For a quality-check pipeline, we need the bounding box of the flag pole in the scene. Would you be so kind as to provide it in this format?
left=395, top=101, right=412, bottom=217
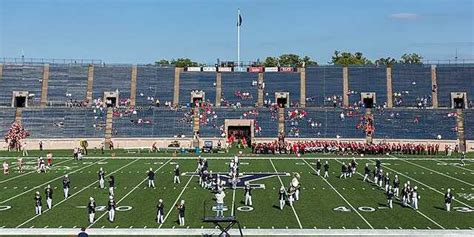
left=237, top=9, right=241, bottom=70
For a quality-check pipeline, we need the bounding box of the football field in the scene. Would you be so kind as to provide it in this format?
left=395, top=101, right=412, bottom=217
left=0, top=155, right=473, bottom=236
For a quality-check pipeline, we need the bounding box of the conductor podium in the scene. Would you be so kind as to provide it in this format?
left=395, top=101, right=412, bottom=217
left=202, top=201, right=243, bottom=236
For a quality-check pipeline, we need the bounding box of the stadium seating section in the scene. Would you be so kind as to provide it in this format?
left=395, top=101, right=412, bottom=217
left=305, top=66, right=344, bottom=107
left=0, top=64, right=473, bottom=140
left=112, top=108, right=193, bottom=138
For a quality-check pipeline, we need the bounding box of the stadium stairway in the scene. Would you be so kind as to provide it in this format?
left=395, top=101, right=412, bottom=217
left=104, top=107, right=113, bottom=149
left=257, top=73, right=264, bottom=107
left=431, top=65, right=439, bottom=108
left=193, top=108, right=199, bottom=133
left=39, top=64, right=50, bottom=107
left=456, top=108, right=466, bottom=152
left=14, top=107, right=22, bottom=124
left=86, top=65, right=94, bottom=106
left=278, top=107, right=285, bottom=134
left=365, top=108, right=373, bottom=144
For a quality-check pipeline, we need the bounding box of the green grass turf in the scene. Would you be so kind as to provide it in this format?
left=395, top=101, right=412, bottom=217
left=0, top=155, right=473, bottom=232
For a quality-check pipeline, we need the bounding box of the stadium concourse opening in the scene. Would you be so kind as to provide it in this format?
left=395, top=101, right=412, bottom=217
left=12, top=91, right=28, bottom=108
left=225, top=119, right=254, bottom=143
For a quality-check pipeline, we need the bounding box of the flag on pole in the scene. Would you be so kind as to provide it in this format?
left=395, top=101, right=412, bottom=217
left=237, top=12, right=242, bottom=26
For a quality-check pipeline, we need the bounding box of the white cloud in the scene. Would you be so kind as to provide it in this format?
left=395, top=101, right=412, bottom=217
left=389, top=13, right=419, bottom=20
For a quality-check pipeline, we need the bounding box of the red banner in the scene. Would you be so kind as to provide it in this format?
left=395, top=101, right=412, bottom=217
left=248, top=67, right=264, bottom=73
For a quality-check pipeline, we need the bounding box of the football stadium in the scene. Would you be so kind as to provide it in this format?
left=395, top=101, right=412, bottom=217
left=1, top=1, right=473, bottom=236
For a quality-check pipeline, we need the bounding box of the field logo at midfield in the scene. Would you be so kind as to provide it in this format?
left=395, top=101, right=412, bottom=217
left=182, top=172, right=290, bottom=189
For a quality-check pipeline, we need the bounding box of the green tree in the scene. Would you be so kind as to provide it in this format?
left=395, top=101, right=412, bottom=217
left=375, top=57, right=397, bottom=66
left=302, top=56, right=318, bottom=66
left=330, top=51, right=372, bottom=66
left=170, top=58, right=199, bottom=67
left=399, top=53, right=423, bottom=64
left=155, top=59, right=170, bottom=65
left=263, top=57, right=279, bottom=67
left=278, top=54, right=302, bottom=67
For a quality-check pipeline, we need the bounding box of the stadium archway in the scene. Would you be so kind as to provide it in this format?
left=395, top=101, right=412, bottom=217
left=361, top=92, right=376, bottom=108
left=275, top=92, right=289, bottom=108
left=11, top=91, right=28, bottom=108
left=451, top=92, right=467, bottom=109
left=225, top=119, right=254, bottom=143
left=191, top=90, right=205, bottom=106
left=104, top=91, right=119, bottom=108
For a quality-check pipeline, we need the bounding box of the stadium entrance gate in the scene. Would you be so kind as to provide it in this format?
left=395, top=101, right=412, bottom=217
left=11, top=91, right=28, bottom=107
left=225, top=119, right=254, bottom=143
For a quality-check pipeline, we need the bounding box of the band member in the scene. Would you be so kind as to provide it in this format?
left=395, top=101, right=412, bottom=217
left=148, top=168, right=155, bottom=188
left=63, top=175, right=70, bottom=199
left=88, top=197, right=96, bottom=224
left=363, top=164, right=370, bottom=182
left=174, top=165, right=181, bottom=184
left=108, top=196, right=116, bottom=222
left=156, top=199, right=164, bottom=224
left=98, top=168, right=105, bottom=189
left=45, top=184, right=53, bottom=209
left=177, top=200, right=185, bottom=226
left=323, top=161, right=329, bottom=178
left=316, top=159, right=322, bottom=176
left=244, top=184, right=252, bottom=206
left=445, top=188, right=454, bottom=212
left=108, top=176, right=115, bottom=196
left=34, top=191, right=42, bottom=215
left=279, top=186, right=286, bottom=210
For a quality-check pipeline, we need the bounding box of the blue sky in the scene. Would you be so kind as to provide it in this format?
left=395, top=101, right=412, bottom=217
left=0, top=0, right=473, bottom=64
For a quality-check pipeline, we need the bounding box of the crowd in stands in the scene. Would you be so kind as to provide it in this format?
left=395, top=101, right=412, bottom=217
left=4, top=122, right=29, bottom=151
left=252, top=140, right=445, bottom=156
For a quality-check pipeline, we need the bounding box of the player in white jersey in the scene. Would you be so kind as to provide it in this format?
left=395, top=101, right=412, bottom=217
left=3, top=161, right=9, bottom=175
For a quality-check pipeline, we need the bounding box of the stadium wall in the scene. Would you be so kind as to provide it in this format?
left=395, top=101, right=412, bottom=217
left=3, top=137, right=473, bottom=152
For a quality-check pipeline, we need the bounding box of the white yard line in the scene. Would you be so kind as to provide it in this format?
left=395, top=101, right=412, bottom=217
left=0, top=228, right=473, bottom=235
left=333, top=159, right=445, bottom=229
left=231, top=188, right=236, bottom=216
left=394, top=157, right=474, bottom=187
left=1, top=159, right=106, bottom=204
left=269, top=158, right=303, bottom=229
left=301, top=159, right=374, bottom=229
left=3, top=156, right=473, bottom=161
left=0, top=159, right=72, bottom=184
left=429, top=158, right=474, bottom=172
left=158, top=174, right=194, bottom=229
left=88, top=159, right=172, bottom=228
left=368, top=159, right=474, bottom=209
left=16, top=159, right=140, bottom=228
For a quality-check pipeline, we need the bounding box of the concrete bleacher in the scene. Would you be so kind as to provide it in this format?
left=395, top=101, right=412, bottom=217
left=21, top=108, right=105, bottom=138
left=373, top=109, right=457, bottom=140
left=465, top=110, right=474, bottom=140
left=0, top=108, right=16, bottom=136
left=179, top=72, right=216, bottom=106
left=47, top=65, right=88, bottom=105
left=391, top=65, right=432, bottom=107
left=199, top=108, right=279, bottom=138
left=436, top=65, right=474, bottom=107
left=135, top=66, right=175, bottom=106
left=93, top=66, right=132, bottom=102
left=305, top=66, right=344, bottom=107
left=0, top=65, right=43, bottom=106
left=348, top=66, right=387, bottom=106
left=112, top=108, right=193, bottom=138
left=284, top=108, right=365, bottom=139
left=264, top=72, right=300, bottom=106
left=221, top=72, right=258, bottom=106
